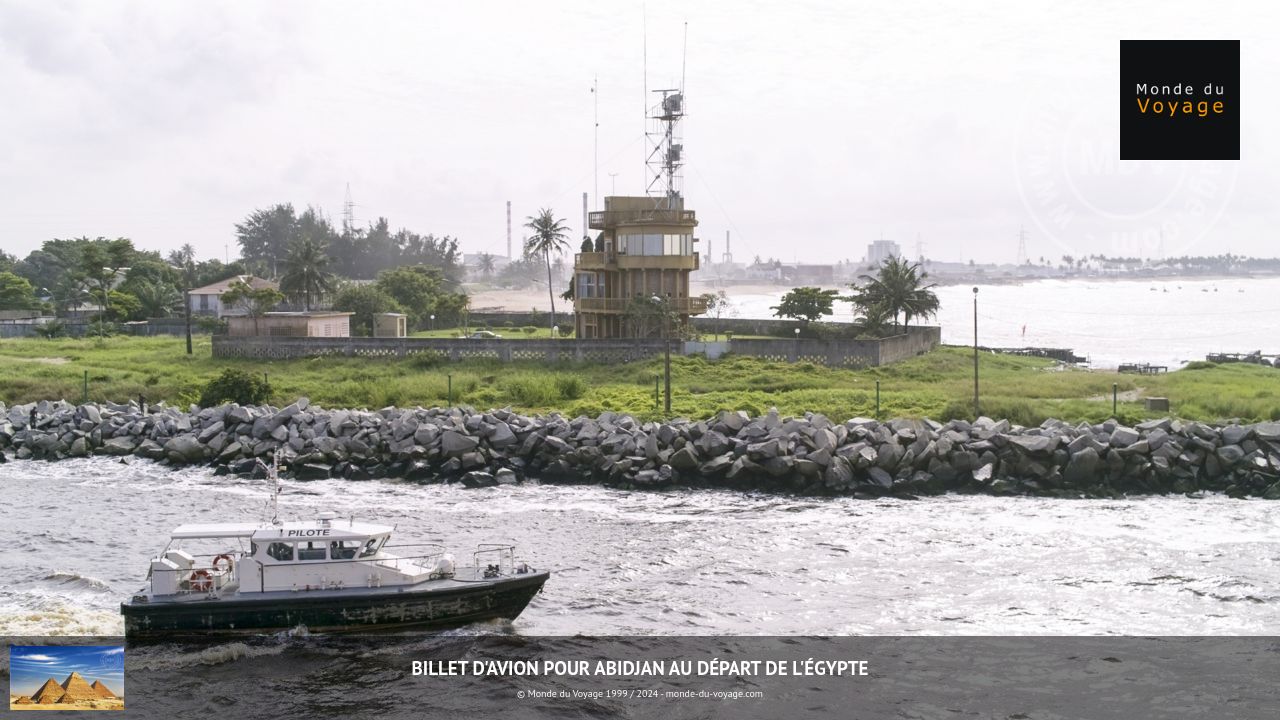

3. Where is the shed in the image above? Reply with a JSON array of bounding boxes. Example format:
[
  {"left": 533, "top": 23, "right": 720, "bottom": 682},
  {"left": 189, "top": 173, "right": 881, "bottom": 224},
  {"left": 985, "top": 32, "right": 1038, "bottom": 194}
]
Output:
[{"left": 374, "top": 313, "right": 408, "bottom": 338}]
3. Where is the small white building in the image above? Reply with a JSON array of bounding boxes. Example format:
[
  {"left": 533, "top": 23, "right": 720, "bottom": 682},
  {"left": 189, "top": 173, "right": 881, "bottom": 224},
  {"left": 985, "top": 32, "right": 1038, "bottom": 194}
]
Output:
[
  {"left": 227, "top": 311, "right": 352, "bottom": 338},
  {"left": 189, "top": 275, "right": 278, "bottom": 317}
]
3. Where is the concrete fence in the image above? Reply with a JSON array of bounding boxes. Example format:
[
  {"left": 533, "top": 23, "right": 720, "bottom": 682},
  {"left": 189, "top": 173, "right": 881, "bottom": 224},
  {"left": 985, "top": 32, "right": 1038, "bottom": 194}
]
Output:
[{"left": 212, "top": 326, "right": 941, "bottom": 367}]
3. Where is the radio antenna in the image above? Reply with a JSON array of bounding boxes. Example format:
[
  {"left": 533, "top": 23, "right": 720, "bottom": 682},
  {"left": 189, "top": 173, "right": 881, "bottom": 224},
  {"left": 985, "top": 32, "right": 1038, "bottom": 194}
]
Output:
[{"left": 681, "top": 21, "right": 688, "bottom": 93}]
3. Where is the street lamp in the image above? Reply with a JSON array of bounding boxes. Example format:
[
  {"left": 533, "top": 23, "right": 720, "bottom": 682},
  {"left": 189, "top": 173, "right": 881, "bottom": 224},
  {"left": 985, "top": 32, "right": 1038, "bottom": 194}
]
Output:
[
  {"left": 430, "top": 314, "right": 435, "bottom": 332},
  {"left": 794, "top": 326, "right": 801, "bottom": 361},
  {"left": 972, "top": 287, "right": 979, "bottom": 419},
  {"left": 651, "top": 295, "right": 671, "bottom": 415}
]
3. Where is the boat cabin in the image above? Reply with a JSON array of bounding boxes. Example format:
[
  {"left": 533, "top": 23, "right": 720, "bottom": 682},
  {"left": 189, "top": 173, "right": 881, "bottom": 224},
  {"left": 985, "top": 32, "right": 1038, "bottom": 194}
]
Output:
[{"left": 148, "top": 511, "right": 446, "bottom": 597}]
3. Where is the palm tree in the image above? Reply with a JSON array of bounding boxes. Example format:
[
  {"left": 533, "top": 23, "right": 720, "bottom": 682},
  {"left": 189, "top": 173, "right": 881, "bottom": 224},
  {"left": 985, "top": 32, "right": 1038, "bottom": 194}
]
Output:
[
  {"left": 279, "top": 237, "right": 335, "bottom": 310},
  {"left": 167, "top": 244, "right": 196, "bottom": 268},
  {"left": 132, "top": 280, "right": 182, "bottom": 318},
  {"left": 478, "top": 252, "right": 496, "bottom": 278},
  {"left": 847, "top": 256, "right": 939, "bottom": 332},
  {"left": 523, "top": 208, "right": 571, "bottom": 331}
]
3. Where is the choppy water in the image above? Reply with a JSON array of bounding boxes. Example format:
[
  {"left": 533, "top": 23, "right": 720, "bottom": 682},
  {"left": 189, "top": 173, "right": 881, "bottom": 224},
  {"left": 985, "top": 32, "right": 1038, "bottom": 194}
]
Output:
[
  {"left": 728, "top": 276, "right": 1280, "bottom": 368},
  {"left": 3, "top": 458, "right": 1280, "bottom": 637}
]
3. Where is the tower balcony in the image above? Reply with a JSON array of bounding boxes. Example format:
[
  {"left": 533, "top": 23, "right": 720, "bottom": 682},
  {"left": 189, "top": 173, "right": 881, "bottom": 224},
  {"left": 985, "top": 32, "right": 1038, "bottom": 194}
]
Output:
[
  {"left": 574, "top": 253, "right": 700, "bottom": 271},
  {"left": 575, "top": 296, "right": 709, "bottom": 315}
]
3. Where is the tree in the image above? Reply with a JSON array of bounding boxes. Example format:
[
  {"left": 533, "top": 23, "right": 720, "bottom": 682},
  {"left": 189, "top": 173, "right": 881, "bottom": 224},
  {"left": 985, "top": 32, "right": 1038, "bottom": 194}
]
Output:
[
  {"left": 235, "top": 204, "right": 297, "bottom": 277},
  {"left": 623, "top": 295, "right": 678, "bottom": 339},
  {"left": 333, "top": 284, "right": 403, "bottom": 336},
  {"left": 477, "top": 252, "right": 496, "bottom": 278},
  {"left": 279, "top": 236, "right": 335, "bottom": 310},
  {"left": 0, "top": 272, "right": 38, "bottom": 310},
  {"left": 845, "top": 256, "right": 939, "bottom": 332},
  {"left": 523, "top": 208, "right": 571, "bottom": 333},
  {"left": 78, "top": 238, "right": 135, "bottom": 336},
  {"left": 0, "top": 250, "right": 15, "bottom": 273},
  {"left": 221, "top": 279, "right": 284, "bottom": 335},
  {"left": 771, "top": 287, "right": 838, "bottom": 325},
  {"left": 104, "top": 290, "right": 142, "bottom": 322},
  {"left": 130, "top": 280, "right": 182, "bottom": 319},
  {"left": 167, "top": 244, "right": 196, "bottom": 268},
  {"left": 700, "top": 290, "right": 733, "bottom": 340},
  {"left": 374, "top": 265, "right": 467, "bottom": 329}
]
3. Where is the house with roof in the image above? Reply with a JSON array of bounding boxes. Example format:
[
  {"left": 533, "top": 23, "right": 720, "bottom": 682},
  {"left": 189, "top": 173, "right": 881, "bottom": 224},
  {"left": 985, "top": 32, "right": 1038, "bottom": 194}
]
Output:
[{"left": 188, "top": 275, "right": 278, "bottom": 317}]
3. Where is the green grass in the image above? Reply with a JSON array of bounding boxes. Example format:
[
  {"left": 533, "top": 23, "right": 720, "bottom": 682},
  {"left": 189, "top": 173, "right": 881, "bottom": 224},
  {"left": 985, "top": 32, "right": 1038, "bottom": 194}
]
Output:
[{"left": 0, "top": 336, "right": 1277, "bottom": 425}]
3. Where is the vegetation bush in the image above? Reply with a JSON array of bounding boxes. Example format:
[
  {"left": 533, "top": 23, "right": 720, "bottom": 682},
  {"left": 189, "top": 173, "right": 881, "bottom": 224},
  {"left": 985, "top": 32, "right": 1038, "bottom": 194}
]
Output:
[
  {"left": 31, "top": 320, "right": 66, "bottom": 339},
  {"left": 199, "top": 368, "right": 272, "bottom": 407}
]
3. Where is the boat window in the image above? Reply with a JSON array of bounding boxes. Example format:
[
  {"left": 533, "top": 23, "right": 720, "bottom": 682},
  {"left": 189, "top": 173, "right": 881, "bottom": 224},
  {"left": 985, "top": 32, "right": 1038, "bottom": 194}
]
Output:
[
  {"left": 330, "top": 540, "right": 361, "bottom": 560},
  {"left": 266, "top": 542, "right": 294, "bottom": 562},
  {"left": 359, "top": 537, "right": 383, "bottom": 558},
  {"left": 298, "top": 541, "right": 326, "bottom": 562}
]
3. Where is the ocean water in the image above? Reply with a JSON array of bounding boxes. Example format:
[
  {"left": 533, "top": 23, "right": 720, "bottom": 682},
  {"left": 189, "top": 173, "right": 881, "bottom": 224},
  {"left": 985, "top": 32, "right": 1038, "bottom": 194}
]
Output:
[
  {"left": 725, "top": 276, "right": 1280, "bottom": 368},
  {"left": 3, "top": 459, "right": 1279, "bottom": 638}
]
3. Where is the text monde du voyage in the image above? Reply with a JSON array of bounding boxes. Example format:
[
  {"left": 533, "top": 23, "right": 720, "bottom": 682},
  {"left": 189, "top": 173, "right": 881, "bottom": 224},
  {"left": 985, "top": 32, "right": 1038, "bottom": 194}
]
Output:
[{"left": 1135, "top": 82, "right": 1227, "bottom": 118}]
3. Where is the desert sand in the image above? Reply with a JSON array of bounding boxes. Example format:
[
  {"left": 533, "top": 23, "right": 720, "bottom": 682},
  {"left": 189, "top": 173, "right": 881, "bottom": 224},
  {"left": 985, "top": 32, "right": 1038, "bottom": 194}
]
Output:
[{"left": 10, "top": 695, "right": 124, "bottom": 711}]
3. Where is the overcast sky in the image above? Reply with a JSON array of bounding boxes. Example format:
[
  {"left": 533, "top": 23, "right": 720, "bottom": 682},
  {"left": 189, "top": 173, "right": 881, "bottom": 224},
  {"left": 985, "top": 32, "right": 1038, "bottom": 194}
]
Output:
[{"left": 2, "top": 1, "right": 1276, "bottom": 265}]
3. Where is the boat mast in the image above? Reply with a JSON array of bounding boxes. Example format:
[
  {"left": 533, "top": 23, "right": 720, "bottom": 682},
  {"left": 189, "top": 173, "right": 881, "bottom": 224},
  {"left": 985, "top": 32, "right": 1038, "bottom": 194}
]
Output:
[{"left": 269, "top": 449, "right": 283, "bottom": 526}]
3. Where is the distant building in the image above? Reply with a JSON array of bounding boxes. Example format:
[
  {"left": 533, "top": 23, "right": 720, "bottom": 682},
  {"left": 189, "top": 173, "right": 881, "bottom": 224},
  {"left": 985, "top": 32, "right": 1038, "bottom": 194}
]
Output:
[
  {"left": 188, "top": 275, "right": 277, "bottom": 317},
  {"left": 744, "top": 259, "right": 783, "bottom": 282},
  {"left": 571, "top": 195, "right": 707, "bottom": 338},
  {"left": 865, "top": 240, "right": 901, "bottom": 268},
  {"left": 227, "top": 311, "right": 352, "bottom": 338},
  {"left": 782, "top": 264, "right": 835, "bottom": 285}
]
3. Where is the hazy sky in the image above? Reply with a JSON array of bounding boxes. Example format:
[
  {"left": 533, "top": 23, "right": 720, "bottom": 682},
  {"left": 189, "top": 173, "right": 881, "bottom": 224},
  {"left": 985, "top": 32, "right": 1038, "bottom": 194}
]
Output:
[{"left": 2, "top": 1, "right": 1276, "bottom": 265}]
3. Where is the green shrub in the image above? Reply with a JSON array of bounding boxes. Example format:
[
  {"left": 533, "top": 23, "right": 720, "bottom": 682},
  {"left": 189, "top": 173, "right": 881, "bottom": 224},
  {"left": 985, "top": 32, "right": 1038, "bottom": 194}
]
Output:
[
  {"left": 555, "top": 375, "right": 587, "bottom": 400},
  {"left": 522, "top": 326, "right": 537, "bottom": 335},
  {"left": 194, "top": 316, "right": 227, "bottom": 334},
  {"left": 1183, "top": 361, "right": 1216, "bottom": 370},
  {"left": 199, "top": 368, "right": 272, "bottom": 407},
  {"left": 31, "top": 321, "right": 66, "bottom": 339}
]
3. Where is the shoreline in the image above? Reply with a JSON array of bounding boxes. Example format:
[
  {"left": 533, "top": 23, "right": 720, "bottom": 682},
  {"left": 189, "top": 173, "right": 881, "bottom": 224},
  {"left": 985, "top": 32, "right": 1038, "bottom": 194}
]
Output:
[
  {"left": 467, "top": 273, "right": 1280, "bottom": 312},
  {"left": 4, "top": 399, "right": 1279, "bottom": 500}
]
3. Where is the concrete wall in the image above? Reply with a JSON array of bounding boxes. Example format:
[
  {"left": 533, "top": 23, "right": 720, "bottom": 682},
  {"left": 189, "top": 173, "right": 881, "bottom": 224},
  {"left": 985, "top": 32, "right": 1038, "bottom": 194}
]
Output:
[{"left": 212, "top": 327, "right": 941, "bottom": 368}]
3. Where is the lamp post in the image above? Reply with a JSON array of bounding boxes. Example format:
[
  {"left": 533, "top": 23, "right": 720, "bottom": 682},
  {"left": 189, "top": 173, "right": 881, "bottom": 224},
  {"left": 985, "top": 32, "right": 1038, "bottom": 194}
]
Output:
[
  {"left": 429, "top": 314, "right": 435, "bottom": 332},
  {"left": 794, "top": 326, "right": 801, "bottom": 361},
  {"left": 972, "top": 286, "right": 980, "bottom": 419},
  {"left": 652, "top": 295, "right": 671, "bottom": 415}
]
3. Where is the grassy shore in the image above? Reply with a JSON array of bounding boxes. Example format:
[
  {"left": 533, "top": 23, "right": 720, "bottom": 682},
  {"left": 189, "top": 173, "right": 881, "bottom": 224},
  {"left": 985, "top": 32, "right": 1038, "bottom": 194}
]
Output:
[{"left": 0, "top": 336, "right": 1276, "bottom": 425}]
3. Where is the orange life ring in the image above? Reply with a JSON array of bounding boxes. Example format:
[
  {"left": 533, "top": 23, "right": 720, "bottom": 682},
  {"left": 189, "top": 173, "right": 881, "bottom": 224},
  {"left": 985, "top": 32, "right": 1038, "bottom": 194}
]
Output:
[
  {"left": 189, "top": 569, "right": 213, "bottom": 593},
  {"left": 213, "top": 554, "right": 234, "bottom": 572}
]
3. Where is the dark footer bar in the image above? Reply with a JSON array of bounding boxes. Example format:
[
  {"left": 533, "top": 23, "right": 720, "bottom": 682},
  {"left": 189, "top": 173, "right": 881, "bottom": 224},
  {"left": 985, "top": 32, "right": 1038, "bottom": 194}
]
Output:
[{"left": 5, "top": 635, "right": 1278, "bottom": 719}]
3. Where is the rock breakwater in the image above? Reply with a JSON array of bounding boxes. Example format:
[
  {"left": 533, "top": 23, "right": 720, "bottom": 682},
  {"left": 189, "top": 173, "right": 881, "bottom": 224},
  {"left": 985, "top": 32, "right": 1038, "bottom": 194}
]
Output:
[{"left": 3, "top": 399, "right": 1280, "bottom": 499}]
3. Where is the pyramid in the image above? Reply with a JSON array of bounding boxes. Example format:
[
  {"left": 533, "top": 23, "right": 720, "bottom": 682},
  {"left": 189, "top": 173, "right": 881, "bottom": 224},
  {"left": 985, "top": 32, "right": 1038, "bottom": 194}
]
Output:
[
  {"left": 59, "top": 671, "right": 100, "bottom": 702},
  {"left": 31, "top": 678, "right": 65, "bottom": 704},
  {"left": 91, "top": 680, "right": 117, "bottom": 699}
]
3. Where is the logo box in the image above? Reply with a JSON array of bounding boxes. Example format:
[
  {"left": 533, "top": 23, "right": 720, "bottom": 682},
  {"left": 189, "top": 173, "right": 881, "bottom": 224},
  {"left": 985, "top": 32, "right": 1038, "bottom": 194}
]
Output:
[{"left": 1120, "top": 40, "right": 1239, "bottom": 160}]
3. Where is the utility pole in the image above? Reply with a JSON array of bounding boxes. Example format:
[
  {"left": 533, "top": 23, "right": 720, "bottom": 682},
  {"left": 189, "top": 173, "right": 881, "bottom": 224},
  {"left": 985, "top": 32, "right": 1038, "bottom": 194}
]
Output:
[
  {"left": 653, "top": 295, "right": 672, "bottom": 415},
  {"left": 184, "top": 289, "right": 193, "bottom": 355},
  {"left": 972, "top": 287, "right": 980, "bottom": 418},
  {"left": 506, "top": 201, "right": 512, "bottom": 259}
]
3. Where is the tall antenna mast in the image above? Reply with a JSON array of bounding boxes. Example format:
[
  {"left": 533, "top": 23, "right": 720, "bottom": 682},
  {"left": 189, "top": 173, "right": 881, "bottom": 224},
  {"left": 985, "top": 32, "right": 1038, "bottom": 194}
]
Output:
[
  {"left": 645, "top": 22, "right": 687, "bottom": 202},
  {"left": 342, "top": 183, "right": 356, "bottom": 234},
  {"left": 1017, "top": 225, "right": 1029, "bottom": 266},
  {"left": 506, "top": 201, "right": 512, "bottom": 259},
  {"left": 592, "top": 76, "right": 599, "bottom": 210}
]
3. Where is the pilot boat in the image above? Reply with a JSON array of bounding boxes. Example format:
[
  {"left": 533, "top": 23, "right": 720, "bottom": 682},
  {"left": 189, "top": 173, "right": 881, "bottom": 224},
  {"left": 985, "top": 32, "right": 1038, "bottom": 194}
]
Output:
[{"left": 120, "top": 460, "right": 548, "bottom": 638}]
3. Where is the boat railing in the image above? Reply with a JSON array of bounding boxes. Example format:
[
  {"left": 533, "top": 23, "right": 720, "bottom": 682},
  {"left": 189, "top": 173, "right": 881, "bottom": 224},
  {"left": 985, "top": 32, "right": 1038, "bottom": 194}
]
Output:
[
  {"left": 259, "top": 550, "right": 453, "bottom": 592},
  {"left": 473, "top": 544, "right": 518, "bottom": 577}
]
